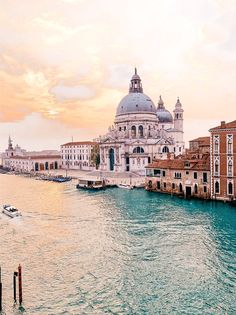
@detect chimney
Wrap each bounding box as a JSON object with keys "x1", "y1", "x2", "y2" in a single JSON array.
[{"x1": 221, "y1": 121, "x2": 226, "y2": 128}]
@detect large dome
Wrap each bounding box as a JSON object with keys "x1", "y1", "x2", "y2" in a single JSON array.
[{"x1": 116, "y1": 93, "x2": 156, "y2": 116}]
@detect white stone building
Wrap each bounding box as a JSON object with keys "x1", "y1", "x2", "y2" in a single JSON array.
[
  {"x1": 61, "y1": 141, "x2": 98, "y2": 171},
  {"x1": 1, "y1": 137, "x2": 61, "y2": 172},
  {"x1": 99, "y1": 69, "x2": 185, "y2": 175}
]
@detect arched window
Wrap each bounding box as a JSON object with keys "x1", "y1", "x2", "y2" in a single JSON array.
[
  {"x1": 133, "y1": 147, "x2": 144, "y2": 154},
  {"x1": 215, "y1": 160, "x2": 219, "y2": 175},
  {"x1": 138, "y1": 125, "x2": 144, "y2": 137},
  {"x1": 162, "y1": 146, "x2": 169, "y2": 153},
  {"x1": 228, "y1": 160, "x2": 233, "y2": 177},
  {"x1": 228, "y1": 139, "x2": 232, "y2": 154},
  {"x1": 131, "y1": 126, "x2": 136, "y2": 138},
  {"x1": 194, "y1": 184, "x2": 198, "y2": 194},
  {"x1": 215, "y1": 181, "x2": 220, "y2": 194},
  {"x1": 214, "y1": 139, "x2": 219, "y2": 154},
  {"x1": 228, "y1": 182, "x2": 233, "y2": 195}
]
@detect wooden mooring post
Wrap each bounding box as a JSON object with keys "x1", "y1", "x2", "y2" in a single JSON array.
[
  {"x1": 18, "y1": 265, "x2": 22, "y2": 306},
  {"x1": 0, "y1": 267, "x2": 2, "y2": 312}
]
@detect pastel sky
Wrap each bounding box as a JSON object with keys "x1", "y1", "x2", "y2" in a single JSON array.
[{"x1": 0, "y1": 0, "x2": 235, "y2": 151}]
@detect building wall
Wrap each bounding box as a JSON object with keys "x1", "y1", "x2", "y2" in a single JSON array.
[
  {"x1": 61, "y1": 143, "x2": 97, "y2": 171},
  {"x1": 3, "y1": 157, "x2": 62, "y2": 172},
  {"x1": 210, "y1": 126, "x2": 236, "y2": 201},
  {"x1": 146, "y1": 168, "x2": 210, "y2": 199}
]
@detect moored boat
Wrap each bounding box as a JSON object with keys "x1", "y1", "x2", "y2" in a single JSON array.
[
  {"x1": 76, "y1": 178, "x2": 105, "y2": 190},
  {"x1": 2, "y1": 205, "x2": 22, "y2": 218},
  {"x1": 117, "y1": 183, "x2": 134, "y2": 190}
]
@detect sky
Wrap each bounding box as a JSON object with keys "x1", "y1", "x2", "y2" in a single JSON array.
[{"x1": 0, "y1": 0, "x2": 236, "y2": 151}]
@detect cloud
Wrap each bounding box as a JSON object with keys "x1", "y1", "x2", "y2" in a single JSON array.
[{"x1": 50, "y1": 85, "x2": 95, "y2": 100}]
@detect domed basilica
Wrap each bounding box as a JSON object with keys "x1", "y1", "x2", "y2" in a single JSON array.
[{"x1": 99, "y1": 68, "x2": 184, "y2": 174}]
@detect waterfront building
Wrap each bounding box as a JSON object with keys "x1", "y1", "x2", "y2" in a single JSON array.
[
  {"x1": 99, "y1": 68, "x2": 185, "y2": 175},
  {"x1": 145, "y1": 140, "x2": 210, "y2": 199},
  {"x1": 189, "y1": 136, "x2": 210, "y2": 154},
  {"x1": 60, "y1": 141, "x2": 99, "y2": 171},
  {"x1": 1, "y1": 137, "x2": 61, "y2": 172},
  {"x1": 209, "y1": 120, "x2": 236, "y2": 201}
]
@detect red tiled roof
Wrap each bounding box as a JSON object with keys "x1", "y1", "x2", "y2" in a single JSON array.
[
  {"x1": 147, "y1": 154, "x2": 210, "y2": 171},
  {"x1": 189, "y1": 136, "x2": 210, "y2": 146},
  {"x1": 61, "y1": 141, "x2": 98, "y2": 147},
  {"x1": 209, "y1": 120, "x2": 236, "y2": 131}
]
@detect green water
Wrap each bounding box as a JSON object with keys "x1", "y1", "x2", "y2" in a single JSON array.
[{"x1": 0, "y1": 175, "x2": 235, "y2": 314}]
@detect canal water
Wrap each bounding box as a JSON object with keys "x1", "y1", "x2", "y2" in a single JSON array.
[{"x1": 0, "y1": 174, "x2": 235, "y2": 314}]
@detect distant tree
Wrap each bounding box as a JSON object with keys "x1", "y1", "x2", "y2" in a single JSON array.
[{"x1": 91, "y1": 144, "x2": 100, "y2": 169}]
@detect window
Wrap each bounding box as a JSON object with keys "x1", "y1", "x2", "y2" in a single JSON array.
[
  {"x1": 138, "y1": 125, "x2": 144, "y2": 137},
  {"x1": 162, "y1": 146, "x2": 169, "y2": 153},
  {"x1": 203, "y1": 172, "x2": 208, "y2": 183},
  {"x1": 162, "y1": 170, "x2": 166, "y2": 177},
  {"x1": 194, "y1": 184, "x2": 198, "y2": 194},
  {"x1": 215, "y1": 181, "x2": 220, "y2": 194},
  {"x1": 214, "y1": 136, "x2": 219, "y2": 154},
  {"x1": 163, "y1": 182, "x2": 166, "y2": 189},
  {"x1": 185, "y1": 161, "x2": 190, "y2": 168},
  {"x1": 228, "y1": 182, "x2": 233, "y2": 195},
  {"x1": 228, "y1": 160, "x2": 233, "y2": 177},
  {"x1": 215, "y1": 160, "x2": 219, "y2": 175},
  {"x1": 133, "y1": 147, "x2": 144, "y2": 154},
  {"x1": 186, "y1": 171, "x2": 189, "y2": 175},
  {"x1": 172, "y1": 183, "x2": 175, "y2": 189},
  {"x1": 175, "y1": 172, "x2": 181, "y2": 179},
  {"x1": 157, "y1": 181, "x2": 161, "y2": 189},
  {"x1": 204, "y1": 186, "x2": 207, "y2": 193},
  {"x1": 119, "y1": 127, "x2": 122, "y2": 131},
  {"x1": 227, "y1": 135, "x2": 233, "y2": 154},
  {"x1": 194, "y1": 172, "x2": 197, "y2": 179},
  {"x1": 131, "y1": 126, "x2": 136, "y2": 138},
  {"x1": 154, "y1": 169, "x2": 161, "y2": 176}
]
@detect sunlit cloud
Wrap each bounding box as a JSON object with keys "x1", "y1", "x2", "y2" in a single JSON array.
[{"x1": 0, "y1": 0, "x2": 236, "y2": 150}]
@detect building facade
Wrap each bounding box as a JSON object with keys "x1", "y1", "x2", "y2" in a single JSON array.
[
  {"x1": 146, "y1": 152, "x2": 210, "y2": 199},
  {"x1": 2, "y1": 137, "x2": 61, "y2": 172},
  {"x1": 99, "y1": 69, "x2": 185, "y2": 175},
  {"x1": 209, "y1": 120, "x2": 236, "y2": 201},
  {"x1": 61, "y1": 141, "x2": 99, "y2": 171}
]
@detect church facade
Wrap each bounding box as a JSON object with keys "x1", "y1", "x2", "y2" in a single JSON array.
[{"x1": 99, "y1": 69, "x2": 185, "y2": 175}]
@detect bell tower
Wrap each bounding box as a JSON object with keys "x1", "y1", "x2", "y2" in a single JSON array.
[{"x1": 173, "y1": 97, "x2": 184, "y2": 132}]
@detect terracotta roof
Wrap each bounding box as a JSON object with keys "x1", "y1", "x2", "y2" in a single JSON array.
[
  {"x1": 209, "y1": 120, "x2": 236, "y2": 131},
  {"x1": 61, "y1": 141, "x2": 98, "y2": 147},
  {"x1": 147, "y1": 154, "x2": 210, "y2": 171},
  {"x1": 189, "y1": 136, "x2": 210, "y2": 146}
]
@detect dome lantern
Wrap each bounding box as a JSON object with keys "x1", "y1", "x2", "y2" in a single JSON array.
[{"x1": 129, "y1": 67, "x2": 143, "y2": 93}]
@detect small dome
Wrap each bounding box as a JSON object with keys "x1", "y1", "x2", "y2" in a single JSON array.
[
  {"x1": 156, "y1": 96, "x2": 173, "y2": 123},
  {"x1": 156, "y1": 109, "x2": 173, "y2": 123},
  {"x1": 116, "y1": 93, "x2": 156, "y2": 116}
]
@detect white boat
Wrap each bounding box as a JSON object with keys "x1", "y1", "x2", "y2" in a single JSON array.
[
  {"x1": 2, "y1": 205, "x2": 22, "y2": 218},
  {"x1": 76, "y1": 178, "x2": 105, "y2": 190},
  {"x1": 117, "y1": 184, "x2": 134, "y2": 190}
]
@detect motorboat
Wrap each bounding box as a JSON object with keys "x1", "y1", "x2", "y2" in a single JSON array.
[
  {"x1": 76, "y1": 178, "x2": 105, "y2": 190},
  {"x1": 117, "y1": 184, "x2": 134, "y2": 190},
  {"x1": 2, "y1": 205, "x2": 22, "y2": 218}
]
